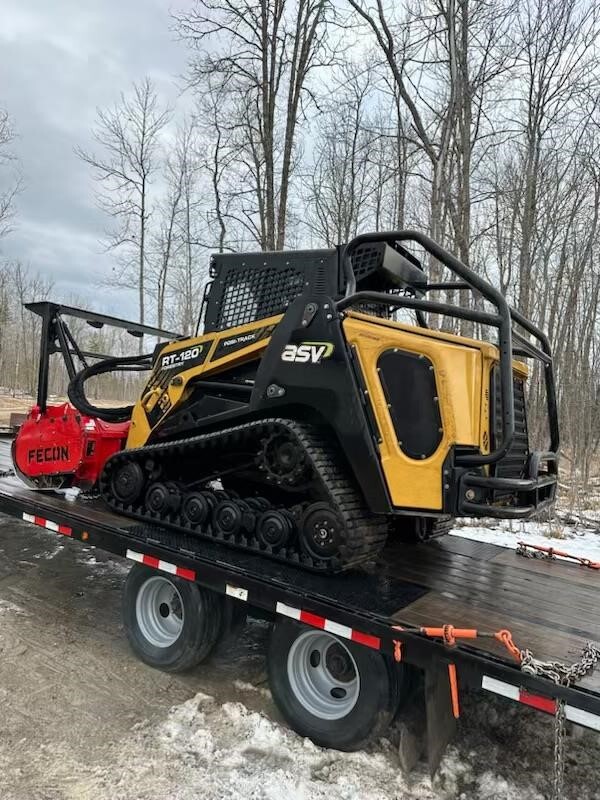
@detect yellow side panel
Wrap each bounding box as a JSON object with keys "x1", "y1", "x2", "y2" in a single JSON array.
[
  {"x1": 343, "y1": 315, "x2": 486, "y2": 510},
  {"x1": 127, "y1": 315, "x2": 282, "y2": 449}
]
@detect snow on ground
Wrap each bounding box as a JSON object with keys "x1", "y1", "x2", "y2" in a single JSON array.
[
  {"x1": 451, "y1": 516, "x2": 600, "y2": 561},
  {"x1": 77, "y1": 549, "x2": 131, "y2": 576},
  {"x1": 58, "y1": 682, "x2": 600, "y2": 800}
]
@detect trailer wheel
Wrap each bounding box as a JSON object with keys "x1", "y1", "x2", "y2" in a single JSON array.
[
  {"x1": 123, "y1": 564, "x2": 223, "y2": 672},
  {"x1": 268, "y1": 620, "x2": 394, "y2": 750}
]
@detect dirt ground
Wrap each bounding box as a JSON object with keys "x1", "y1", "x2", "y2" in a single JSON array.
[
  {"x1": 0, "y1": 393, "x2": 32, "y2": 426},
  {"x1": 0, "y1": 393, "x2": 130, "y2": 426},
  {"x1": 1, "y1": 437, "x2": 600, "y2": 799},
  {"x1": 0, "y1": 516, "x2": 278, "y2": 799}
]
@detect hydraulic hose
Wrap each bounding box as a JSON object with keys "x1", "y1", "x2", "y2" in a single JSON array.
[{"x1": 67, "y1": 353, "x2": 152, "y2": 423}]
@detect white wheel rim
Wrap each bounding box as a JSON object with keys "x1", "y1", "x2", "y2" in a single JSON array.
[
  {"x1": 135, "y1": 575, "x2": 184, "y2": 648},
  {"x1": 287, "y1": 630, "x2": 360, "y2": 720}
]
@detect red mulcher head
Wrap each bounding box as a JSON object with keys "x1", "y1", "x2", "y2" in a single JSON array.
[
  {"x1": 11, "y1": 302, "x2": 179, "y2": 490},
  {"x1": 12, "y1": 403, "x2": 129, "y2": 490}
]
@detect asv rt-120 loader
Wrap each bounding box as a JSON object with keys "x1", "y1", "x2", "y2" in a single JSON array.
[{"x1": 12, "y1": 231, "x2": 559, "y2": 572}]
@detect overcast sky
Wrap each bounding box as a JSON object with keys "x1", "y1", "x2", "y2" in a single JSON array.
[{"x1": 0, "y1": 0, "x2": 190, "y2": 318}]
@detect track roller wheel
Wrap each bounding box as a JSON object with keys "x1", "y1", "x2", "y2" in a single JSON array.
[
  {"x1": 182, "y1": 491, "x2": 214, "y2": 528},
  {"x1": 256, "y1": 508, "x2": 296, "y2": 549},
  {"x1": 146, "y1": 481, "x2": 182, "y2": 516},
  {"x1": 300, "y1": 502, "x2": 343, "y2": 561},
  {"x1": 212, "y1": 498, "x2": 250, "y2": 539},
  {"x1": 110, "y1": 461, "x2": 145, "y2": 506}
]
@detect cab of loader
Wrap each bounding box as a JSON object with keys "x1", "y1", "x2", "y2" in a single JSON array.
[
  {"x1": 195, "y1": 230, "x2": 559, "y2": 522},
  {"x1": 14, "y1": 230, "x2": 559, "y2": 549},
  {"x1": 198, "y1": 240, "x2": 427, "y2": 335}
]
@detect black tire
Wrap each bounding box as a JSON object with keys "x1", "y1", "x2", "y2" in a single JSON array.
[
  {"x1": 123, "y1": 564, "x2": 224, "y2": 673},
  {"x1": 268, "y1": 619, "x2": 397, "y2": 750}
]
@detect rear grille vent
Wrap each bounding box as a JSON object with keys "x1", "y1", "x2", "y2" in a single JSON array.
[{"x1": 490, "y1": 369, "x2": 529, "y2": 479}]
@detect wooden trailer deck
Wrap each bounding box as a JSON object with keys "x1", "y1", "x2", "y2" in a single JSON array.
[
  {"x1": 0, "y1": 444, "x2": 598, "y2": 696},
  {"x1": 383, "y1": 535, "x2": 600, "y2": 694}
]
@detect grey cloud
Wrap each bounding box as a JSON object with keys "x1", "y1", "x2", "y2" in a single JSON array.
[{"x1": 0, "y1": 0, "x2": 190, "y2": 319}]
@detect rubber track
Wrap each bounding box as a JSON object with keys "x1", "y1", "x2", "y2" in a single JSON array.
[{"x1": 99, "y1": 418, "x2": 390, "y2": 573}]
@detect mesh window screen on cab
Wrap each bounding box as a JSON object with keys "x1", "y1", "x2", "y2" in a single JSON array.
[{"x1": 377, "y1": 349, "x2": 442, "y2": 459}]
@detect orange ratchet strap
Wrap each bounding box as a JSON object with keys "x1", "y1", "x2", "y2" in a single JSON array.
[
  {"x1": 447, "y1": 663, "x2": 460, "y2": 718},
  {"x1": 390, "y1": 624, "x2": 523, "y2": 718},
  {"x1": 418, "y1": 624, "x2": 522, "y2": 662},
  {"x1": 392, "y1": 623, "x2": 522, "y2": 662},
  {"x1": 517, "y1": 540, "x2": 600, "y2": 570}
]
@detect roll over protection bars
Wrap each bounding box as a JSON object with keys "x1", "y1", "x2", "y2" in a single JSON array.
[{"x1": 339, "y1": 230, "x2": 559, "y2": 467}]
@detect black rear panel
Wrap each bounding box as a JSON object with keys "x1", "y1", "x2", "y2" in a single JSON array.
[
  {"x1": 377, "y1": 349, "x2": 442, "y2": 459},
  {"x1": 490, "y1": 367, "x2": 529, "y2": 479}
]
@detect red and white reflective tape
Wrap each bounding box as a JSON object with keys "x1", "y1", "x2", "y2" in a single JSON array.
[
  {"x1": 482, "y1": 675, "x2": 600, "y2": 731},
  {"x1": 22, "y1": 512, "x2": 72, "y2": 536},
  {"x1": 276, "y1": 601, "x2": 381, "y2": 650},
  {"x1": 126, "y1": 549, "x2": 196, "y2": 581}
]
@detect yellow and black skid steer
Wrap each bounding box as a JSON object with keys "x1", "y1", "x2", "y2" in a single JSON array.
[{"x1": 14, "y1": 231, "x2": 559, "y2": 572}]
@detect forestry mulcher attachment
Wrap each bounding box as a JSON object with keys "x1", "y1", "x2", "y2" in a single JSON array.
[{"x1": 13, "y1": 231, "x2": 559, "y2": 572}]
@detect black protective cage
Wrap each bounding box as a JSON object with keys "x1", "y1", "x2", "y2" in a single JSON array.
[
  {"x1": 337, "y1": 230, "x2": 559, "y2": 518},
  {"x1": 25, "y1": 302, "x2": 180, "y2": 413},
  {"x1": 197, "y1": 230, "x2": 558, "y2": 519}
]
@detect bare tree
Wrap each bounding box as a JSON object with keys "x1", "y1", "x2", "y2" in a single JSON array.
[
  {"x1": 175, "y1": 0, "x2": 330, "y2": 250},
  {"x1": 510, "y1": 0, "x2": 600, "y2": 318},
  {"x1": 152, "y1": 117, "x2": 209, "y2": 335},
  {"x1": 76, "y1": 78, "x2": 170, "y2": 332},
  {"x1": 0, "y1": 263, "x2": 53, "y2": 395},
  {"x1": 303, "y1": 65, "x2": 377, "y2": 245},
  {"x1": 347, "y1": 0, "x2": 515, "y2": 317},
  {"x1": 0, "y1": 108, "x2": 22, "y2": 239},
  {"x1": 197, "y1": 78, "x2": 236, "y2": 254},
  {"x1": 346, "y1": 0, "x2": 456, "y2": 253},
  {"x1": 151, "y1": 146, "x2": 185, "y2": 331},
  {"x1": 173, "y1": 119, "x2": 204, "y2": 334}
]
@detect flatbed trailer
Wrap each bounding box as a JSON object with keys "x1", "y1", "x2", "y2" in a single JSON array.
[{"x1": 0, "y1": 464, "x2": 599, "y2": 786}]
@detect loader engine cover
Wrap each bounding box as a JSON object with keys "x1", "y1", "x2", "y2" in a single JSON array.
[{"x1": 12, "y1": 403, "x2": 129, "y2": 489}]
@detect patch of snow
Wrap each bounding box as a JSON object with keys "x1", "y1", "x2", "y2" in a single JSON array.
[
  {"x1": 63, "y1": 688, "x2": 600, "y2": 800},
  {"x1": 79, "y1": 554, "x2": 129, "y2": 575},
  {"x1": 451, "y1": 517, "x2": 600, "y2": 561},
  {"x1": 32, "y1": 541, "x2": 64, "y2": 560}
]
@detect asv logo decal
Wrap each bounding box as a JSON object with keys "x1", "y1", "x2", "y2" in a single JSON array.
[{"x1": 281, "y1": 342, "x2": 334, "y2": 364}]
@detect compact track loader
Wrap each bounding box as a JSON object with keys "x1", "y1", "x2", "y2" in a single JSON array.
[{"x1": 13, "y1": 231, "x2": 559, "y2": 572}]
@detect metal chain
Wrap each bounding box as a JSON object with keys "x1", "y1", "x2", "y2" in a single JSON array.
[
  {"x1": 553, "y1": 699, "x2": 566, "y2": 800},
  {"x1": 521, "y1": 642, "x2": 600, "y2": 686},
  {"x1": 520, "y1": 642, "x2": 600, "y2": 800},
  {"x1": 516, "y1": 541, "x2": 600, "y2": 570},
  {"x1": 517, "y1": 542, "x2": 548, "y2": 560}
]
